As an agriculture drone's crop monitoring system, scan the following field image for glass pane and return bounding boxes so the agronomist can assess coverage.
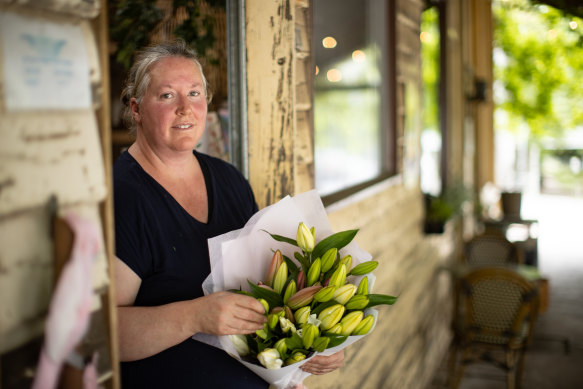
[420,6,442,196]
[313,0,387,196]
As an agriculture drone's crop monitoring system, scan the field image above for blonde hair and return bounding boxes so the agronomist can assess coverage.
[120,40,212,135]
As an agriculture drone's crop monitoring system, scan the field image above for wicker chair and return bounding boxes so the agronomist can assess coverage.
[449,267,540,389]
[464,233,521,266]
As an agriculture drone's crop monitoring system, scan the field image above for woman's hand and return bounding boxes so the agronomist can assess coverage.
[299,349,345,375]
[193,291,267,335]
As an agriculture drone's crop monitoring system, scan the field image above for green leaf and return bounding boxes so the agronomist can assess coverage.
[285,332,304,350]
[263,230,299,247]
[247,281,284,308]
[366,293,398,308]
[283,254,299,273]
[326,334,348,348]
[312,229,359,259]
[294,252,310,274]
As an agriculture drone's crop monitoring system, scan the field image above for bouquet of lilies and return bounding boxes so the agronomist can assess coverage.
[194,190,398,388]
[228,221,397,370]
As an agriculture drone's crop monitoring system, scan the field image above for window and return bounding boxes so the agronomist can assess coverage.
[313,0,393,198]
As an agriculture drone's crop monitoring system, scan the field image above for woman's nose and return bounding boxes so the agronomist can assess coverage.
[175,95,192,115]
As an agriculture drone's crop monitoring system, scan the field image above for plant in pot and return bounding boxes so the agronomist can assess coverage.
[423,184,470,234]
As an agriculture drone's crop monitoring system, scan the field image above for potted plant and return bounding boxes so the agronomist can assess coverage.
[423,183,470,234]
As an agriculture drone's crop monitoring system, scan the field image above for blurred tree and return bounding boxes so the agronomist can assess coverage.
[493,0,583,142]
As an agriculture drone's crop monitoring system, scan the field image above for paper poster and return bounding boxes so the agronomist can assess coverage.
[0,11,92,110]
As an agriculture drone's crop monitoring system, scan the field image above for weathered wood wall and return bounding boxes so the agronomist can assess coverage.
[0,2,120,387]
[245,1,466,388]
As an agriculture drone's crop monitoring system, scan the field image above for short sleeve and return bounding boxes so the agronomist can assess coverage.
[114,179,154,279]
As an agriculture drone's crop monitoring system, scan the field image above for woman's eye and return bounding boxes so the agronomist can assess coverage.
[161,93,173,99]
[189,90,200,97]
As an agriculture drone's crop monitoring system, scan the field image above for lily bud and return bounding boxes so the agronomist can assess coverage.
[283,280,297,304]
[228,334,249,356]
[320,248,337,273]
[349,260,379,276]
[258,348,283,370]
[339,311,363,336]
[345,294,369,310]
[270,306,284,316]
[326,323,343,335]
[307,257,321,286]
[329,264,347,289]
[318,304,345,330]
[332,284,357,305]
[294,306,311,325]
[284,305,294,322]
[265,250,283,286]
[302,323,319,349]
[314,285,336,302]
[312,336,330,352]
[274,338,288,356]
[356,276,369,296]
[339,255,352,272]
[267,313,280,329]
[273,261,288,295]
[296,270,306,290]
[258,298,269,314]
[256,324,268,339]
[286,285,322,310]
[279,317,297,334]
[285,351,306,366]
[297,222,315,253]
[352,314,374,335]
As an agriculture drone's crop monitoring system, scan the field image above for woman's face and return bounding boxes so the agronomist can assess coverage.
[131,56,208,155]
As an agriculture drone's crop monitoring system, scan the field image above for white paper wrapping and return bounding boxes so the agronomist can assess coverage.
[193,190,377,388]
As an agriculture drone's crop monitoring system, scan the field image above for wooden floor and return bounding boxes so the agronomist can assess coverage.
[429,194,583,389]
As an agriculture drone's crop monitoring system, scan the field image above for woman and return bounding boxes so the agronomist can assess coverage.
[113,41,344,388]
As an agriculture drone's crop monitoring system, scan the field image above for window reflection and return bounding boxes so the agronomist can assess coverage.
[313,0,388,196]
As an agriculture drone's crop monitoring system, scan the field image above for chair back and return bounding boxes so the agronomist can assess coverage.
[459,267,539,349]
[464,233,520,266]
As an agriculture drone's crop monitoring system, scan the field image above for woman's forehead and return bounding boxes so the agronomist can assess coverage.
[149,57,203,83]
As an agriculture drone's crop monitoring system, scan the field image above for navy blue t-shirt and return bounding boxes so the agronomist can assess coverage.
[113,150,267,388]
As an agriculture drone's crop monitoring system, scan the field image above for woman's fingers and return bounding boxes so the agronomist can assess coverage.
[197,292,266,335]
[300,350,345,375]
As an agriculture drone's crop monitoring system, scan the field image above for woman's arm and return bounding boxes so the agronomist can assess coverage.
[114,258,267,361]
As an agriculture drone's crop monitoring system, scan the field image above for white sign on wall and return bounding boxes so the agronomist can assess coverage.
[0,11,92,110]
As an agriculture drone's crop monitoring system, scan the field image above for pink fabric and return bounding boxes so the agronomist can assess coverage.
[32,213,101,389]
[82,353,99,389]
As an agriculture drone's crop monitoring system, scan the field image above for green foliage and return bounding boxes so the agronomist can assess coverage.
[421,6,440,133]
[109,0,225,70]
[494,0,583,141]
[424,183,471,224]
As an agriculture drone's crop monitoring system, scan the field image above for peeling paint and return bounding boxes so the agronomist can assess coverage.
[284,0,292,21]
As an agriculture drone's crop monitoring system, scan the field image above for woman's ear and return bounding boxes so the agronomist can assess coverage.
[130,98,141,123]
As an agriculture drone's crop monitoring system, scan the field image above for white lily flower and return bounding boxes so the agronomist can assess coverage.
[279,317,297,333]
[257,348,283,370]
[307,313,322,328]
[228,334,249,356]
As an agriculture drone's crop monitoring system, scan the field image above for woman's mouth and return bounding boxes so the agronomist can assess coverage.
[174,123,193,129]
